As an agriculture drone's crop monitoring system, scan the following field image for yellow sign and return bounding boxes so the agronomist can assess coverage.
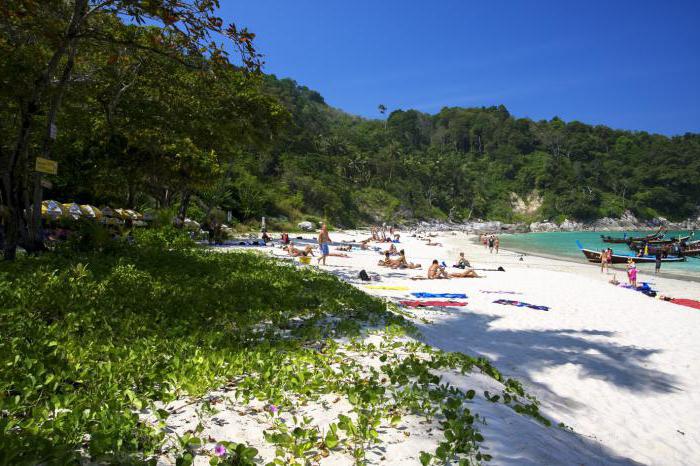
[35,157,58,175]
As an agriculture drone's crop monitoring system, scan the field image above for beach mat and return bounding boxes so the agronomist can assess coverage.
[670,299,700,310]
[493,299,549,311]
[480,290,522,295]
[411,292,468,299]
[400,300,467,308]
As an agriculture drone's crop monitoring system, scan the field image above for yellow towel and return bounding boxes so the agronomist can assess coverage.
[364,285,410,291]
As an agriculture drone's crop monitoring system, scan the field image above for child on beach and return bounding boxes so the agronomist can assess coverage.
[627,259,637,288]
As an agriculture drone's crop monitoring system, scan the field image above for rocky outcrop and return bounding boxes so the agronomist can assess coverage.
[511,191,542,217]
[398,209,699,234]
[297,221,315,231]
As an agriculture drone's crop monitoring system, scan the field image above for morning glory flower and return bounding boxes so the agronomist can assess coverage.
[214,443,227,457]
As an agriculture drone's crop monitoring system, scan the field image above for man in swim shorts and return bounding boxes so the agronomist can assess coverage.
[317,223,331,265]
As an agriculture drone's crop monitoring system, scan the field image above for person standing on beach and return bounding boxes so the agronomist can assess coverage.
[655,250,662,274]
[627,259,637,288]
[600,248,608,273]
[495,236,500,254]
[317,223,331,265]
[488,235,495,253]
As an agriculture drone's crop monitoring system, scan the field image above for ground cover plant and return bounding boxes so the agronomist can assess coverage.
[0,230,549,465]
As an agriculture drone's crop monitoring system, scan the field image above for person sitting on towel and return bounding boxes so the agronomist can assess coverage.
[454,252,471,269]
[427,260,449,279]
[381,243,398,256]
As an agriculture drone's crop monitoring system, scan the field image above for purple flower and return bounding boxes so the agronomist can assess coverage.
[214,443,227,457]
[266,404,278,414]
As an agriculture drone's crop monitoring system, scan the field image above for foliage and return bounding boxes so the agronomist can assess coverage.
[0,236,392,463]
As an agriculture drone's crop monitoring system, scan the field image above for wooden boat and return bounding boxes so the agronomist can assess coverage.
[600,235,631,244]
[629,234,693,248]
[600,229,665,244]
[576,241,685,264]
[681,241,700,258]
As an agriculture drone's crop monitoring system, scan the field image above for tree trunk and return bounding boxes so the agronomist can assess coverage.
[2,0,88,259]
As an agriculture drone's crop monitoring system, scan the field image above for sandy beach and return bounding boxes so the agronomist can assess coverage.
[263,230,700,465]
[154,230,700,465]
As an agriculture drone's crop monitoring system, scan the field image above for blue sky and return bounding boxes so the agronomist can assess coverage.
[223,1,700,135]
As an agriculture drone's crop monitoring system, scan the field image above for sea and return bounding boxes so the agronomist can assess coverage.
[501,230,700,280]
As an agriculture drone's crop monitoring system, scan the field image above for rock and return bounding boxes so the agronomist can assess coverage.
[297,221,315,231]
[529,222,559,232]
[559,219,581,231]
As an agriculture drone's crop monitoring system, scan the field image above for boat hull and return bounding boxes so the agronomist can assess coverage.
[579,248,685,264]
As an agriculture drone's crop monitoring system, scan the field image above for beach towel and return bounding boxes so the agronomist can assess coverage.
[400,300,467,308]
[670,299,700,310]
[365,285,410,291]
[411,292,468,299]
[493,299,549,311]
[480,290,522,295]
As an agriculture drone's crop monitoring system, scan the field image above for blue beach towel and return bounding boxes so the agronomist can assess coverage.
[412,292,468,299]
[493,299,550,311]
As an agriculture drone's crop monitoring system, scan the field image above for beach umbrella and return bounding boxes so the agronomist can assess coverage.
[114,208,129,220]
[101,206,115,218]
[184,218,200,231]
[124,209,142,220]
[80,204,102,220]
[41,200,64,219]
[61,203,83,220]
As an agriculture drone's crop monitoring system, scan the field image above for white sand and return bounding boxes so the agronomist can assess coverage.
[154,230,700,465]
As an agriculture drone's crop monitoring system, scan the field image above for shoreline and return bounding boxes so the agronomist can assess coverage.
[224,229,700,464]
[466,232,700,283]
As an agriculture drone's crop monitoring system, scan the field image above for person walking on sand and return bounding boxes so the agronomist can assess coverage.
[600,248,608,273]
[655,250,662,274]
[494,236,500,254]
[317,223,331,265]
[488,235,495,254]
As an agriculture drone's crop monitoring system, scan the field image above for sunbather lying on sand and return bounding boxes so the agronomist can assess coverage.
[411,260,479,279]
[337,245,353,252]
[425,238,442,247]
[378,251,402,268]
[449,269,480,278]
[397,250,421,269]
[287,243,314,257]
[327,252,350,258]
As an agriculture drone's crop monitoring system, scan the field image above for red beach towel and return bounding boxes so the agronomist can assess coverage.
[670,299,700,310]
[399,300,467,307]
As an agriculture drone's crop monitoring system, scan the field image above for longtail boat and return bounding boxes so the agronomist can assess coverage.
[629,234,693,248]
[576,241,685,264]
[600,228,665,244]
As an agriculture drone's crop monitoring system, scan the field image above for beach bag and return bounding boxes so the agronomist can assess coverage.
[358,269,371,281]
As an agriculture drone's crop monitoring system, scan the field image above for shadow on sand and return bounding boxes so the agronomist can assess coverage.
[414,309,680,465]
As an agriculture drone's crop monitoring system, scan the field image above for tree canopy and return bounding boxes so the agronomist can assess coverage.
[2,1,699,261]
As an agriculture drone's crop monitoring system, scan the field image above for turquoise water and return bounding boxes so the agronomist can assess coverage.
[501,230,700,278]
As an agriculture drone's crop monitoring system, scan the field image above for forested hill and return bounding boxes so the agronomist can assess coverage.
[255,75,700,226]
[3,2,698,235]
